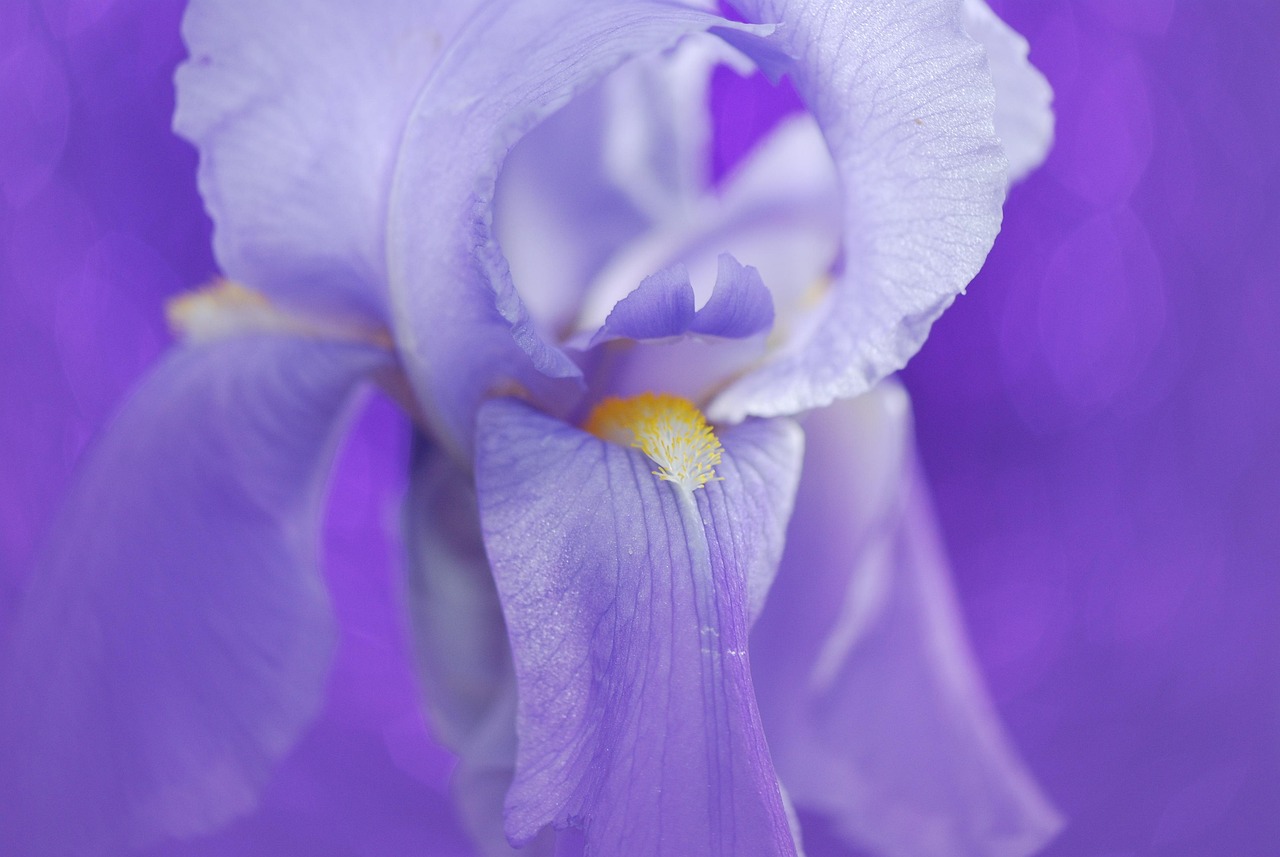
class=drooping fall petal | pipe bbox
[474,398,802,856]
[0,336,387,856]
[752,384,1063,857]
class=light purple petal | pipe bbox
[496,31,732,344]
[691,253,776,340]
[589,261,696,346]
[712,0,1007,421]
[385,0,771,453]
[0,336,386,856]
[588,253,773,348]
[474,398,803,856]
[751,384,1063,857]
[496,33,766,351]
[963,0,1054,184]
[173,0,482,320]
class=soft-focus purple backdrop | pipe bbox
[2,1,1276,855]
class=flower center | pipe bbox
[585,393,723,492]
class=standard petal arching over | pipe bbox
[474,398,803,856]
[751,385,1063,857]
[712,0,1008,421]
[0,335,387,857]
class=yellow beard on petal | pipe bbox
[585,392,723,492]
[166,279,393,349]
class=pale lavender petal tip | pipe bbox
[589,261,696,346]
[963,0,1055,184]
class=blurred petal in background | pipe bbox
[1,1,1277,855]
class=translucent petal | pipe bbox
[0,336,386,855]
[963,0,1055,183]
[752,383,1063,857]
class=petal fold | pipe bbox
[0,336,386,855]
[590,253,774,347]
[713,0,1007,421]
[474,398,803,856]
[751,384,1063,857]
[401,439,509,754]
[690,254,777,340]
[590,262,696,346]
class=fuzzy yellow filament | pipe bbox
[585,393,723,492]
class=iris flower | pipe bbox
[1,1,1058,855]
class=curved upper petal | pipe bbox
[751,383,1063,857]
[474,398,803,856]
[711,0,1007,421]
[691,254,777,339]
[0,335,387,856]
[385,0,772,454]
[173,0,483,321]
[590,261,696,345]
[963,0,1054,184]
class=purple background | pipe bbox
[2,1,1277,855]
